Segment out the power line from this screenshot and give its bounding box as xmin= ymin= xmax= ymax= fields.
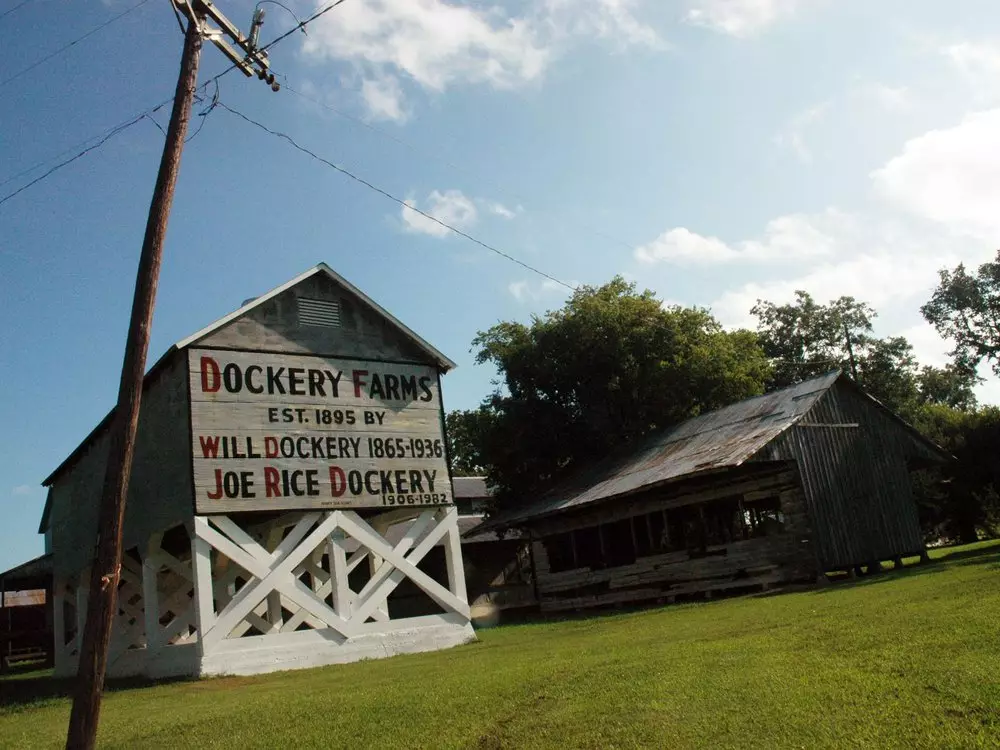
xmin=0 ymin=113 xmax=149 ymax=207
xmin=281 ymin=82 xmax=644 ymax=259
xmin=217 ymin=100 xmax=578 ymax=292
xmin=0 ymin=0 xmax=35 ymax=22
xmin=258 ymin=0 xmax=346 ymax=53
xmin=1 ymin=0 xmax=154 ymax=87
xmin=0 ymin=0 xmax=349 ymax=203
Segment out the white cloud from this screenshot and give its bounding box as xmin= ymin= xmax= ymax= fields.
xmin=301 ymin=0 xmax=658 ymax=115
xmin=635 ymin=210 xmax=846 ymax=266
xmin=685 ymin=0 xmax=813 ymax=37
xmin=943 ymin=40 xmax=1000 ymax=102
xmin=854 ymin=82 xmax=911 ymax=111
xmin=11 ymin=485 xmax=34 ymax=496
xmin=773 ymin=101 xmax=830 ymax=163
xmin=709 ymin=250 xmax=950 ymax=330
xmin=360 ymin=75 xmax=409 ymax=121
xmin=482 ymin=200 xmax=520 ymax=219
xmin=543 ymin=0 xmax=662 ymax=49
xmin=509 ymin=278 xmax=577 ymax=302
xmin=401 ymin=189 xmax=478 ymax=237
xmin=871 ymin=108 xmax=1000 ymax=239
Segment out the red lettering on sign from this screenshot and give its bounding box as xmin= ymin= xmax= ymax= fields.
xmin=264 ymin=436 xmax=278 ymax=458
xmin=352 ymin=370 xmax=368 ymax=398
xmin=199 ymin=435 xmax=220 ymax=458
xmin=200 ymin=356 xmax=221 ymax=393
xmin=329 ymin=466 xmax=347 ymax=497
xmin=264 ymin=467 xmax=280 ymax=497
xmin=207 ymin=469 xmax=224 ymax=499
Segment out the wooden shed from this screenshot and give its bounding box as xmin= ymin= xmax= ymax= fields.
xmin=475 ymin=372 xmax=948 ymax=613
xmin=39 ymin=263 xmax=474 ymax=679
xmin=1 ymin=554 xmax=53 ymax=671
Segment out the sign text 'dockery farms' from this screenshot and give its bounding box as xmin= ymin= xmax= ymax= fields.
xmin=188 ymin=349 xmax=451 ymax=513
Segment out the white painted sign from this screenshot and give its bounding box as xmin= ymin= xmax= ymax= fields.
xmin=188 ymin=349 xmax=452 ymax=513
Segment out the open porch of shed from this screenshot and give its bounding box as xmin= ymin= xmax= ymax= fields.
xmin=525 ymin=462 xmax=818 ymax=612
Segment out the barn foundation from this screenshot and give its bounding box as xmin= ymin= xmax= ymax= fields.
xmin=52 ymin=506 xmax=473 ymax=679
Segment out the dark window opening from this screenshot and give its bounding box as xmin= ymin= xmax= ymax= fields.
xmin=574 ymin=526 xmax=604 ymax=569
xmin=648 ymin=510 xmax=667 ymax=553
xmin=744 ymin=495 xmax=785 ymax=537
xmin=544 ymin=532 xmax=575 ymax=573
xmin=703 ymin=496 xmax=743 ymax=545
xmin=603 ymin=518 xmax=637 ymax=567
xmin=633 ymin=514 xmax=653 ymax=557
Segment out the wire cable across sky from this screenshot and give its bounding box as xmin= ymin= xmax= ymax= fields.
xmin=0 ymin=0 xmax=154 ymax=87
xmin=0 ymin=0 xmax=350 ymax=204
xmin=216 ymin=100 xmax=579 ymax=293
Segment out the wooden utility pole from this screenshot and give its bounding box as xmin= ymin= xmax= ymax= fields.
xmin=64 ymin=14 xmax=204 ymax=750
xmin=65 ymin=2 xmax=277 ymax=745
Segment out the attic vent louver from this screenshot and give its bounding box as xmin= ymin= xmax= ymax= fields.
xmin=298 ymin=297 xmax=341 ymax=327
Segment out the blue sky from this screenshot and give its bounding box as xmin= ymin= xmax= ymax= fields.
xmin=3 ymin=0 xmax=1000 ymax=571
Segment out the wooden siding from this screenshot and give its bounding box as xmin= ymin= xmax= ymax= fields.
xmin=754 ymin=380 xmax=927 ymax=569
xmin=527 ymin=465 xmax=818 ymax=612
xmin=47 ymin=356 xmax=192 ymax=578
xmin=195 ymin=273 xmax=430 ymax=364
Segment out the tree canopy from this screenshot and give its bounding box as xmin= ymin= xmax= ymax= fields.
xmin=451 ymin=276 xmax=771 ymax=512
xmin=751 ymin=291 xmax=978 ymax=415
xmin=922 ymin=249 xmax=1000 ymax=376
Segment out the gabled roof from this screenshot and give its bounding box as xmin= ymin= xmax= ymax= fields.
xmin=476 ymin=371 xmax=950 ymax=533
xmin=175 ymin=263 xmax=456 ymax=369
xmin=0 ymin=553 xmax=52 ymax=586
xmin=40 ymin=263 xmax=455 ymax=499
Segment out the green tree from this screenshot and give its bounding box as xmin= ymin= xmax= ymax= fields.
xmin=751 ymin=291 xmax=923 ymax=412
xmin=468 ymin=276 xmax=772 ymax=514
xmin=909 ymin=404 xmax=1000 ymax=543
xmin=445 ymin=409 xmax=493 ymax=476
xmin=915 ymin=364 xmax=979 ymax=411
xmin=750 ymin=291 xmax=875 ymax=387
xmin=922 ymin=249 xmax=1000 ymax=375
xmin=750 ymin=291 xmax=980 ymax=416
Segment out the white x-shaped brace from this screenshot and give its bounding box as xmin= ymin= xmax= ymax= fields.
xmin=193 ymin=508 xmax=469 ymax=647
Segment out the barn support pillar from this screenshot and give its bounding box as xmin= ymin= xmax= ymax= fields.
xmin=187 ymin=506 xmax=474 ymax=678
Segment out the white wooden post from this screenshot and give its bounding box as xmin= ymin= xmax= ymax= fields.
xmin=142 ymin=535 xmax=164 ymax=654
xmin=52 ymin=581 xmax=66 ymax=674
xmin=328 ymin=519 xmax=350 ymax=618
xmin=265 ymin=525 xmax=284 ymax=633
xmin=368 ymin=515 xmax=392 ymax=622
xmin=190 ymin=517 xmax=216 ymax=650
xmin=443 ymin=507 xmax=469 ymax=605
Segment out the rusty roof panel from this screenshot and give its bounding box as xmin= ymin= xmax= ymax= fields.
xmin=485 ymin=371 xmax=843 ymax=529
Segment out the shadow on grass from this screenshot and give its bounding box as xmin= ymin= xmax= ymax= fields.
xmin=945 ymin=551 xmax=1000 ymax=570
xmin=0 ymin=673 xmax=195 ymax=710
xmin=810 ymin=543 xmax=1000 ymax=595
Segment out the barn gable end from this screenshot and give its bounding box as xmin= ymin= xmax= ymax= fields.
xmin=753 ymin=378 xmax=940 ymax=568
xmin=186 ymin=266 xmax=448 ymax=366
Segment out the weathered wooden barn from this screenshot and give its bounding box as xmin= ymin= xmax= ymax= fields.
xmin=476 ymin=372 xmax=948 ymax=613
xmin=39 ymin=263 xmax=474 ymax=679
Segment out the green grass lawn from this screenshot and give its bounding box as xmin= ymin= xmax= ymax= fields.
xmin=2 ymin=541 xmax=999 ymax=749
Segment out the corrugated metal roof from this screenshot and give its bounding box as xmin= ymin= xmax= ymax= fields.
xmin=0 ymin=553 xmax=52 ymax=584
xmin=481 ymin=371 xmax=843 ymax=530
xmin=452 ymin=476 xmax=490 ymax=499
